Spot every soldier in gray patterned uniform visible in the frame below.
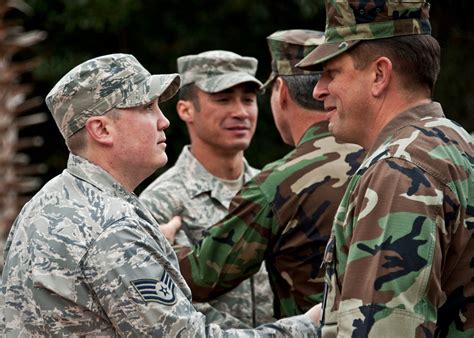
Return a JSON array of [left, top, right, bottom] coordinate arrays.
[[0, 53, 320, 336], [140, 50, 274, 328], [298, 1, 474, 336]]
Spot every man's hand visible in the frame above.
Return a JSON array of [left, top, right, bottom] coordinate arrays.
[[305, 303, 321, 324], [159, 216, 181, 243]]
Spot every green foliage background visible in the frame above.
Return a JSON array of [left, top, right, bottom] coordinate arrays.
[[20, 0, 474, 193]]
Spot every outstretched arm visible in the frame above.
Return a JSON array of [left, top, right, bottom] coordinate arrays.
[[177, 178, 275, 301]]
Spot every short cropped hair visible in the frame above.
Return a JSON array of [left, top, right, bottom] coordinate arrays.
[[65, 108, 122, 154], [349, 34, 440, 96], [178, 83, 201, 111], [280, 74, 324, 111], [66, 128, 87, 154]]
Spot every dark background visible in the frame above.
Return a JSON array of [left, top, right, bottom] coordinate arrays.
[[17, 0, 474, 194]]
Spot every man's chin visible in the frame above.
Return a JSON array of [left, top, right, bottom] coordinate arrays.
[[226, 141, 251, 152], [155, 155, 168, 169]]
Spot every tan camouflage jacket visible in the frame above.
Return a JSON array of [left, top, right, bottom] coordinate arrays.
[[140, 145, 274, 328], [320, 102, 474, 337], [0, 154, 318, 336], [177, 121, 364, 319]]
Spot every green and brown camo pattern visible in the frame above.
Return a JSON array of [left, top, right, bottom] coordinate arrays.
[[320, 102, 474, 337], [263, 29, 324, 88], [325, 0, 431, 43], [178, 121, 364, 318]]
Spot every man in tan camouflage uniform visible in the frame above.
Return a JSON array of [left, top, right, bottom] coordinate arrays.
[[297, 1, 474, 336], [0, 53, 321, 336], [172, 30, 364, 319], [140, 50, 274, 328]]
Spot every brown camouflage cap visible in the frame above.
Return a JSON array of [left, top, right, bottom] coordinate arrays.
[[297, 0, 432, 69], [177, 50, 262, 93], [46, 53, 181, 139], [262, 29, 325, 90]]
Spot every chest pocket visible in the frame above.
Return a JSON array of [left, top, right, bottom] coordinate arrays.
[[181, 195, 228, 242]]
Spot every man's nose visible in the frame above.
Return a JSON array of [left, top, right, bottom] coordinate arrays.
[[313, 77, 328, 102]]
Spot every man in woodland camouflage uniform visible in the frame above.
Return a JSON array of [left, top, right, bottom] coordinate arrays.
[[171, 30, 364, 319], [140, 50, 273, 328], [0, 53, 320, 336], [297, 1, 474, 336]]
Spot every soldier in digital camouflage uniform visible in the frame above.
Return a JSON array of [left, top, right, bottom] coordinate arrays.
[[297, 1, 474, 337], [0, 53, 320, 336], [140, 50, 274, 329], [173, 30, 364, 319]]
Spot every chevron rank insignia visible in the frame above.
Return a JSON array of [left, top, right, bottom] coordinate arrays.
[[131, 272, 177, 305]]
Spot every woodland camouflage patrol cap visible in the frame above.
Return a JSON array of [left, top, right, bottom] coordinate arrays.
[[262, 29, 325, 90], [297, 0, 432, 69], [177, 50, 262, 93], [46, 53, 181, 139]]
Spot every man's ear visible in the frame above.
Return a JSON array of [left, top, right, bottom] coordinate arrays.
[[85, 116, 113, 146], [372, 56, 392, 97], [275, 77, 288, 109], [176, 100, 194, 123]]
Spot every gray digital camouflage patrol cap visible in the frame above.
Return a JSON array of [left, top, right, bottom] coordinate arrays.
[[262, 29, 325, 90], [177, 50, 262, 93], [297, 0, 432, 69], [46, 53, 181, 139]]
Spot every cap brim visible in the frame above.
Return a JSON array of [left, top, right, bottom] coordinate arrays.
[[260, 72, 277, 92], [296, 40, 360, 70], [195, 72, 262, 93], [152, 73, 181, 103], [118, 73, 181, 108]]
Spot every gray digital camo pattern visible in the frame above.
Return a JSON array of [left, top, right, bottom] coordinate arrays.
[[0, 154, 318, 336], [140, 145, 275, 328], [45, 53, 181, 139], [177, 50, 262, 93], [320, 102, 474, 337], [262, 29, 324, 89]]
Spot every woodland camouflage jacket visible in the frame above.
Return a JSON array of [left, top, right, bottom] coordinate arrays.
[[320, 102, 474, 337], [178, 121, 364, 318]]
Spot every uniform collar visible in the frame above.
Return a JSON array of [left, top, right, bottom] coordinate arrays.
[[66, 153, 137, 203], [176, 145, 257, 203], [368, 101, 444, 155], [297, 120, 331, 145]]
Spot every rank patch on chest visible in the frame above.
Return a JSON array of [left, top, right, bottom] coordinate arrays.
[[131, 272, 177, 305]]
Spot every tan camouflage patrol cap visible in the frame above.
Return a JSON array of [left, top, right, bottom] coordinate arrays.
[[297, 0, 432, 69], [177, 50, 262, 93], [46, 53, 181, 139], [262, 29, 325, 90]]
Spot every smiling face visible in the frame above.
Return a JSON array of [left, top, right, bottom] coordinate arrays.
[[184, 82, 258, 155], [312, 52, 375, 147]]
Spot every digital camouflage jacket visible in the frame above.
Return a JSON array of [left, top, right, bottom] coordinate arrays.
[[140, 146, 274, 328], [0, 154, 318, 337], [320, 102, 474, 337], [178, 121, 364, 318]]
